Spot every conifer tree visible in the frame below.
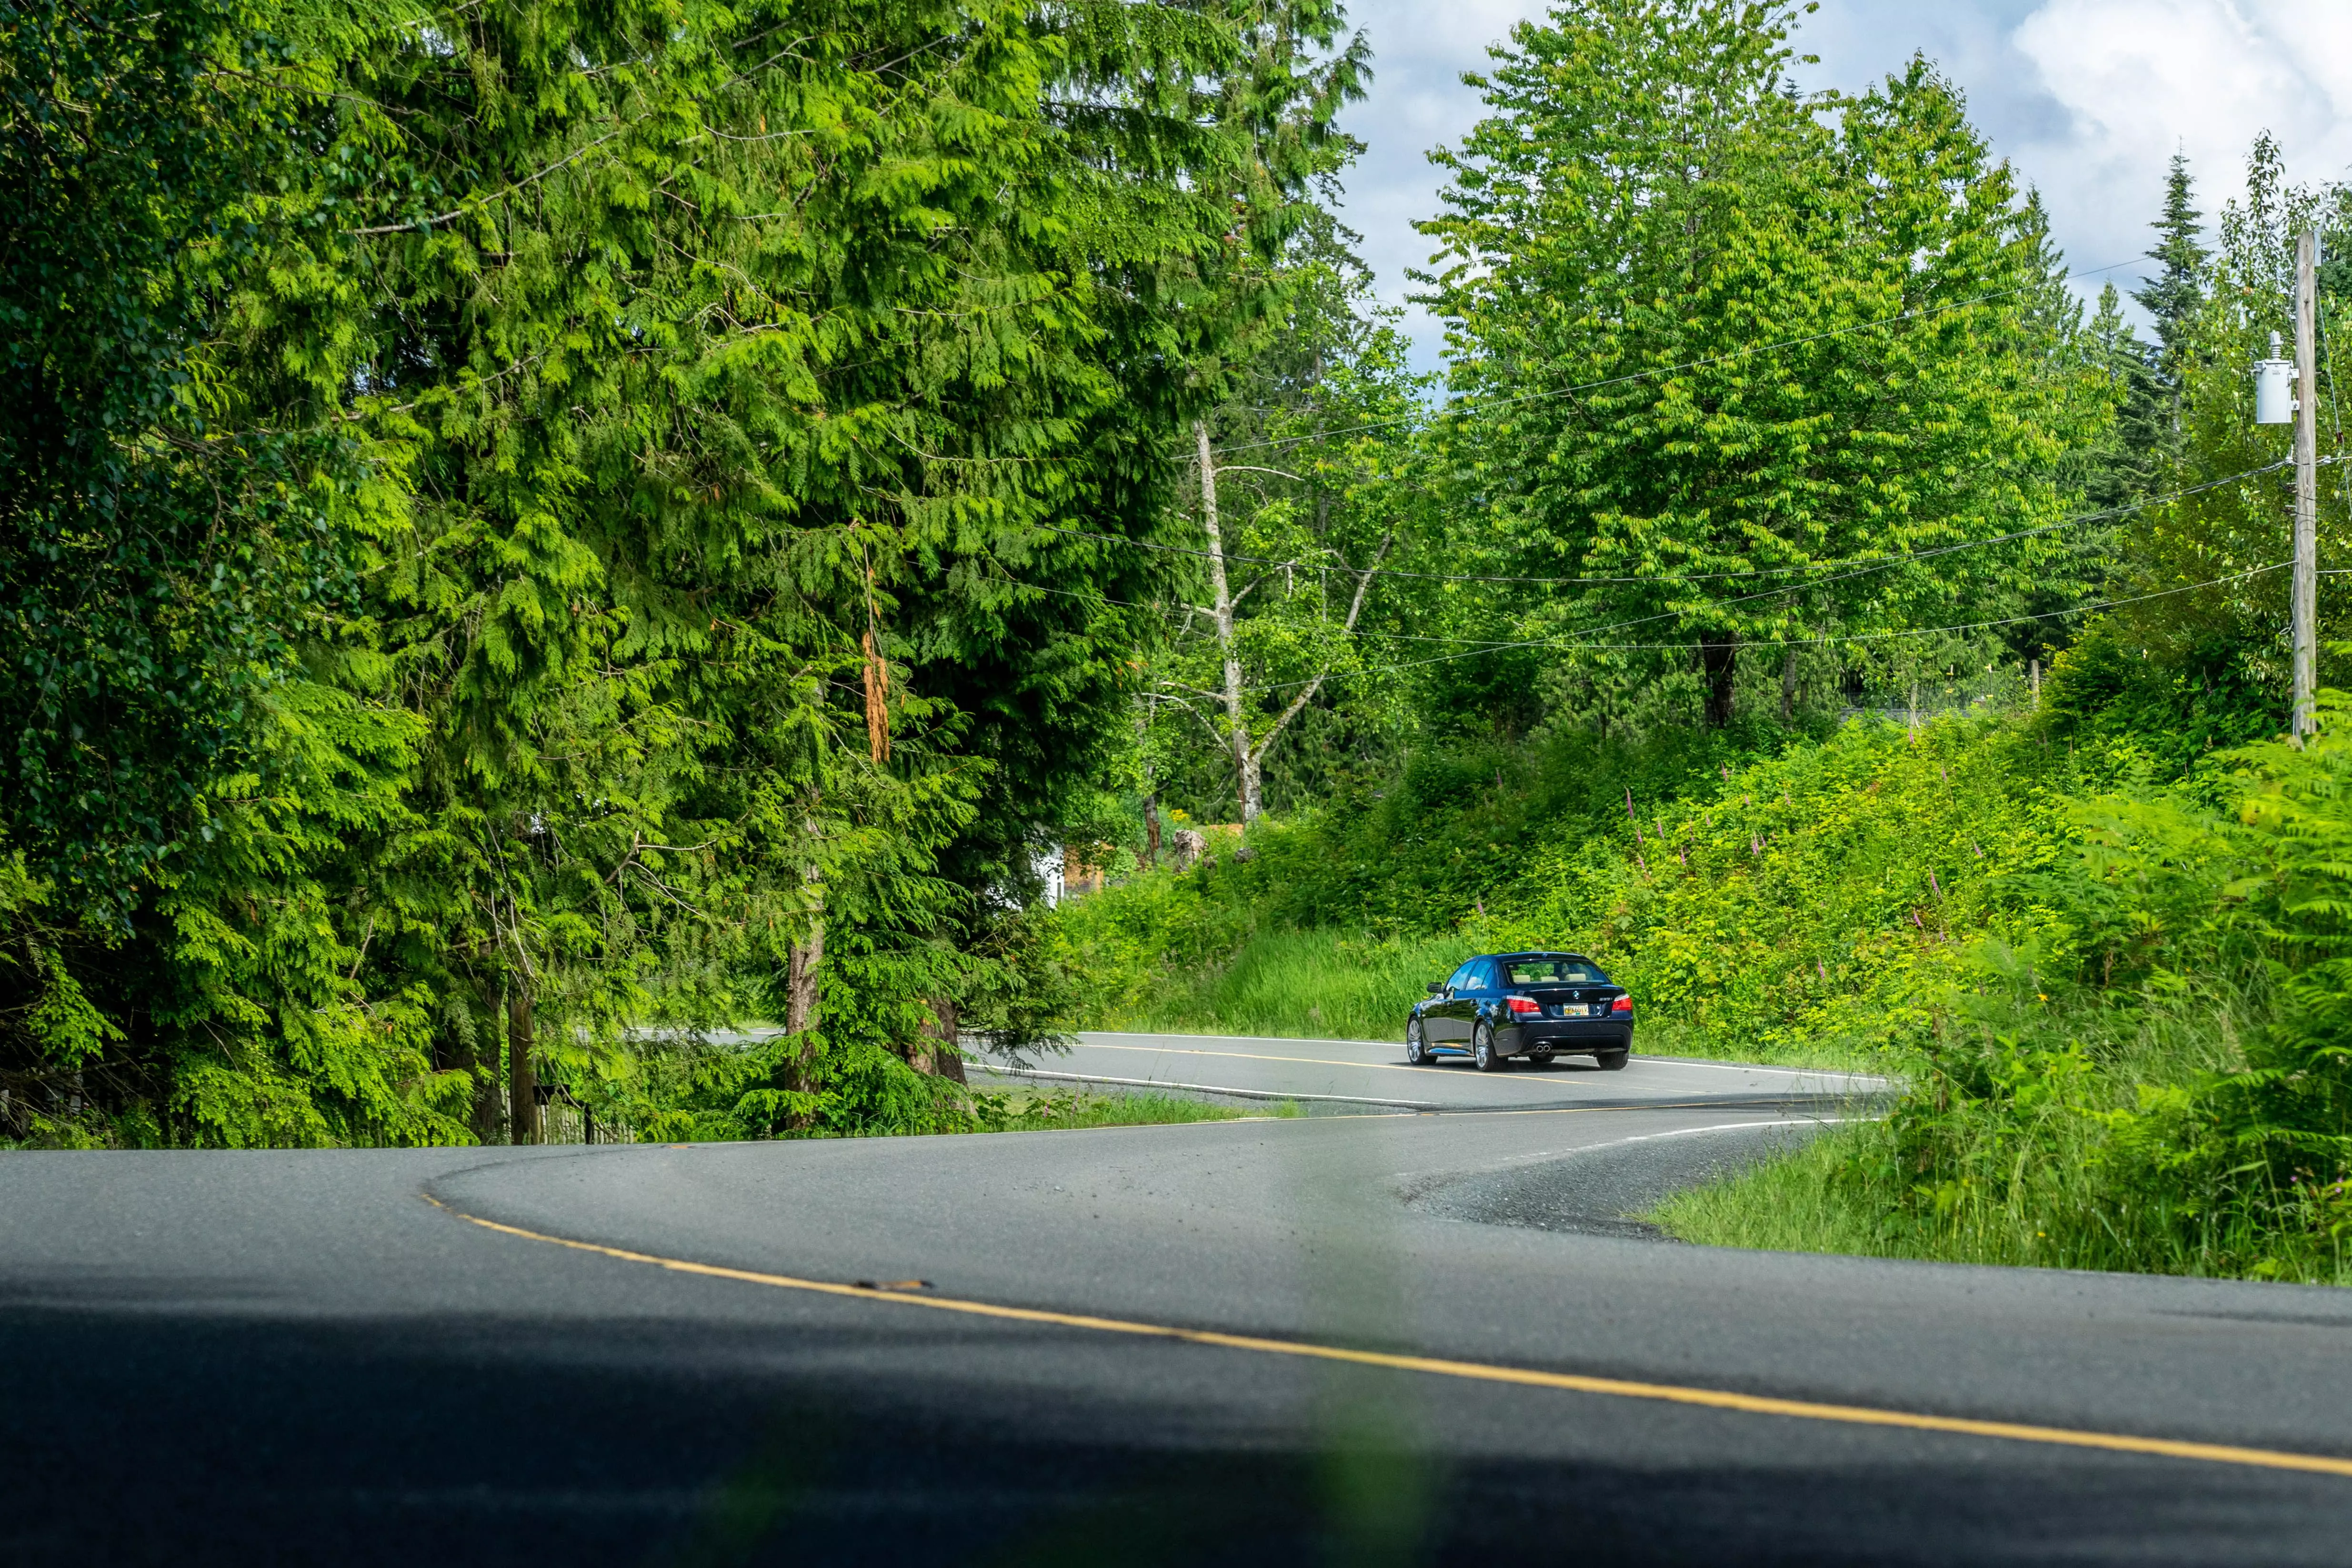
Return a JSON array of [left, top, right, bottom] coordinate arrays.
[[2133, 152, 2211, 402], [2, 0, 1371, 1146]]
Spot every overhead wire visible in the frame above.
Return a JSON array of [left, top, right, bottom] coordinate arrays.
[[985, 272, 2329, 699], [1235, 561, 2296, 697], [978, 557, 2296, 699], [1021, 457, 2299, 589], [988, 456, 2324, 663], [1209, 255, 2152, 458]]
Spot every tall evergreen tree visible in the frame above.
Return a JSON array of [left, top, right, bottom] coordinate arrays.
[[2132, 152, 2210, 413], [2083, 282, 2164, 507], [2, 0, 1371, 1147]]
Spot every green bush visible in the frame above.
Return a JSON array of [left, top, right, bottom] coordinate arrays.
[[1658, 689, 2352, 1281]]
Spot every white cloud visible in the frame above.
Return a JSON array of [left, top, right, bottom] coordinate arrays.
[[1330, 0, 1549, 372], [2009, 0, 2352, 278], [1329, 0, 2352, 373]]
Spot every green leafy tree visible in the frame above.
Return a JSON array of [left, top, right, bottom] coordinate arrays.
[[4, 0, 1375, 1146], [1155, 237, 1431, 825], [0, 0, 472, 1147], [1419, 1, 2109, 729], [0, 0, 346, 904]]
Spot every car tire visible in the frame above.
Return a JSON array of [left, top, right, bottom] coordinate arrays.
[[1406, 1017, 1430, 1066], [1472, 1021, 1504, 1072], [1594, 1049, 1629, 1071]]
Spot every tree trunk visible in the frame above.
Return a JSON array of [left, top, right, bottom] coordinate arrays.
[[1779, 647, 1798, 723], [507, 985, 538, 1146], [1700, 636, 1737, 728], [785, 924, 823, 1037], [1197, 419, 1254, 825], [470, 1002, 504, 1145], [919, 997, 966, 1083]]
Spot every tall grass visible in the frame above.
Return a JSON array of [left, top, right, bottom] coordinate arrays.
[[1653, 1113, 2352, 1285], [1102, 928, 1472, 1041], [994, 1089, 1258, 1129]]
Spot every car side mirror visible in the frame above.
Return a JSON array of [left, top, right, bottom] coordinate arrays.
[[1427, 980, 1444, 995]]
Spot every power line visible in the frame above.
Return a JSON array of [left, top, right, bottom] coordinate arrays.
[[1025, 456, 2297, 590], [1210, 256, 2150, 458], [982, 551, 2303, 697], [1236, 562, 2294, 697]]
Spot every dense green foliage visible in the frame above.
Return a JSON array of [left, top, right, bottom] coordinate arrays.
[[1417, 3, 2106, 730], [1052, 0, 2352, 1282], [14, 0, 2352, 1280], [1059, 704, 2033, 1064], [1658, 689, 2352, 1283], [0, 0, 1366, 1146]]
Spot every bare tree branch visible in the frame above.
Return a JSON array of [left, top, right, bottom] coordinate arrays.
[[1247, 528, 1394, 769]]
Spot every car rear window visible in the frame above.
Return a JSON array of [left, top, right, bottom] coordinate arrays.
[[1505, 958, 1606, 985]]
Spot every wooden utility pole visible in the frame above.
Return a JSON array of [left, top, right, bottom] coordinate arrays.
[[2294, 229, 2319, 741]]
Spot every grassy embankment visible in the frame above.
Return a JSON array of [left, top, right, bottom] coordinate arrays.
[[1642, 693, 2352, 1285], [991, 1088, 1267, 1129], [1055, 714, 2049, 1069], [1057, 698, 2352, 1283]]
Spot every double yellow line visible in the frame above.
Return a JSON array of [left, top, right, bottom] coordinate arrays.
[[425, 1195, 2352, 1481]]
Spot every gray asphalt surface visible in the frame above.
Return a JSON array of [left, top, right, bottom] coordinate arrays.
[[6, 1037, 2352, 1564], [976, 1029, 1883, 1111]]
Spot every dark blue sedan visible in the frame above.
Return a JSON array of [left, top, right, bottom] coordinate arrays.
[[1405, 951, 1633, 1072]]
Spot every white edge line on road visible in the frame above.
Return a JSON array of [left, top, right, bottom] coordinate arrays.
[[971, 1064, 1440, 1111], [977, 1066, 1868, 1122], [1591, 1116, 1855, 1148], [1391, 1115, 1855, 1182], [1071, 1031, 1889, 1086]]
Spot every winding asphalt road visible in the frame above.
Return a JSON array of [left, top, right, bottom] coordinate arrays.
[[8, 1035, 2352, 1564], [976, 1029, 1880, 1112]]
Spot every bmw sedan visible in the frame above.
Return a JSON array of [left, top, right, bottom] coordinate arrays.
[[1405, 951, 1632, 1072]]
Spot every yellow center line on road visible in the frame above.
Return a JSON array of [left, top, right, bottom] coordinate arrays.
[[424, 1194, 2352, 1482]]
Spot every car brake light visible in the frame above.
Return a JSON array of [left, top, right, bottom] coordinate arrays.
[[1610, 995, 1632, 1014], [1506, 995, 1540, 1015]]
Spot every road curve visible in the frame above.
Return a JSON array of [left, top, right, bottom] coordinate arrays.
[[977, 1028, 1884, 1111], [5, 1047, 2352, 1563]]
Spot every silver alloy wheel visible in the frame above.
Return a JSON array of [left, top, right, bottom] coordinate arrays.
[[1406, 1017, 1428, 1065], [1472, 1020, 1501, 1072]]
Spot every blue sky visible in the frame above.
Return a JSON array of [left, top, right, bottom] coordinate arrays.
[[1333, 0, 2352, 374]]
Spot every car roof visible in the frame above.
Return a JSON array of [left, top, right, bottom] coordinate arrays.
[[1483, 951, 1599, 965]]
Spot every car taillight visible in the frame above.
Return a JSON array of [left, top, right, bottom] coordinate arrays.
[[1506, 995, 1540, 1015], [1610, 995, 1632, 1015]]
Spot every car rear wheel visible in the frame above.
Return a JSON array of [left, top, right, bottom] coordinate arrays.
[[1594, 1049, 1629, 1071], [1406, 1017, 1430, 1066], [1472, 1021, 1504, 1072]]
